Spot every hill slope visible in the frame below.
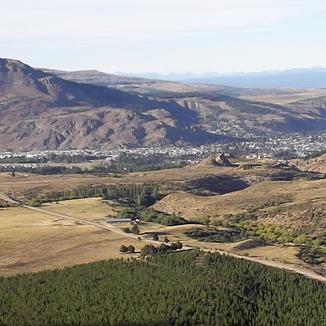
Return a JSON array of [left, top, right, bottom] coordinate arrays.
[[1, 59, 326, 150], [0, 58, 223, 150], [290, 153, 326, 174], [46, 67, 326, 136]]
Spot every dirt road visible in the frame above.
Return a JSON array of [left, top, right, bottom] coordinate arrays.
[[206, 249, 326, 283], [0, 191, 18, 204], [1, 192, 325, 282], [0, 191, 185, 247]]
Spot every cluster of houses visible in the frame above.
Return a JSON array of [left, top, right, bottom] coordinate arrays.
[[0, 133, 325, 169]]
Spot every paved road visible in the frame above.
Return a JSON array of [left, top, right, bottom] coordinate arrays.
[[1, 191, 325, 282]]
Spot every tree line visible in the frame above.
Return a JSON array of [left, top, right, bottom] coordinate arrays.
[[34, 184, 165, 207]]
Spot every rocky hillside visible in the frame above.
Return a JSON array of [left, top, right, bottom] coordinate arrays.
[[0, 58, 224, 150], [1, 58, 326, 150], [47, 67, 326, 136]]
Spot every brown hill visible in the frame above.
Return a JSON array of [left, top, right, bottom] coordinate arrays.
[[290, 153, 326, 174], [1, 58, 326, 150], [47, 68, 326, 135], [0, 58, 152, 108], [195, 154, 233, 168], [153, 179, 326, 237], [0, 58, 224, 150]]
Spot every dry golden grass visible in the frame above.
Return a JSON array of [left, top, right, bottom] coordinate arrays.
[[0, 162, 324, 277], [237, 245, 301, 265], [0, 205, 141, 276], [136, 222, 305, 269], [153, 179, 326, 234], [0, 160, 290, 201], [44, 197, 116, 222], [0, 200, 318, 277]]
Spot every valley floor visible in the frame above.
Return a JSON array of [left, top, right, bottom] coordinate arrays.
[[0, 197, 325, 282]]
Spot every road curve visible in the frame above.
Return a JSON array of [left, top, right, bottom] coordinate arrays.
[[203, 249, 326, 283]]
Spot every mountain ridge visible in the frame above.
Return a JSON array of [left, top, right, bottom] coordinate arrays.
[[1, 58, 326, 150], [0, 58, 224, 150]]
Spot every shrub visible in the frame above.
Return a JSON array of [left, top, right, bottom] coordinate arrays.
[[26, 198, 42, 207], [169, 243, 178, 251], [141, 244, 157, 257], [175, 241, 183, 250], [119, 245, 128, 253], [139, 209, 187, 226], [152, 233, 159, 241], [158, 243, 171, 253], [131, 225, 140, 235]]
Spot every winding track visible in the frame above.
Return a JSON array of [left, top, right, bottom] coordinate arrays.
[[1, 191, 325, 282]]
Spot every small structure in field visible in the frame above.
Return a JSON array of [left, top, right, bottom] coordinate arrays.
[[106, 218, 132, 224]]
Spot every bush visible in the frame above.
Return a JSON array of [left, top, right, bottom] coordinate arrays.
[[119, 245, 128, 253], [158, 243, 171, 253], [297, 246, 325, 265], [139, 209, 187, 226], [118, 209, 137, 220], [186, 228, 247, 243], [26, 198, 42, 207], [169, 243, 178, 251], [140, 244, 157, 257], [175, 241, 183, 250], [131, 225, 140, 235], [128, 245, 135, 254], [152, 233, 159, 241]]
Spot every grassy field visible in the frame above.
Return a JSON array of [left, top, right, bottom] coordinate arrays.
[[0, 196, 320, 277], [0, 166, 245, 200], [290, 153, 326, 174], [0, 204, 140, 276], [44, 197, 116, 222], [137, 223, 310, 271], [1, 159, 324, 277], [153, 179, 326, 235], [0, 157, 310, 201]]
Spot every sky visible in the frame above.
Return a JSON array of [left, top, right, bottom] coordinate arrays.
[[1, 0, 326, 74]]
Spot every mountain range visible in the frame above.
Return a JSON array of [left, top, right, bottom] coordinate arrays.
[[0, 58, 326, 150], [121, 68, 326, 89]]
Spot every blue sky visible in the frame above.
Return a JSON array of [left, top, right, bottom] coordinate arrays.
[[1, 0, 326, 73]]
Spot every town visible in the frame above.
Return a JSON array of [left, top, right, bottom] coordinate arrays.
[[0, 133, 325, 172]]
